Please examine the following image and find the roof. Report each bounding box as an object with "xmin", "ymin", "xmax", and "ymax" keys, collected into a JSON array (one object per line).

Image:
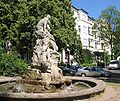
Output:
[
  {"xmin": 79, "ymin": 8, "xmax": 88, "ymax": 14},
  {"xmin": 72, "ymin": 6, "xmax": 88, "ymax": 14},
  {"xmin": 88, "ymin": 16, "xmax": 95, "ymax": 21}
]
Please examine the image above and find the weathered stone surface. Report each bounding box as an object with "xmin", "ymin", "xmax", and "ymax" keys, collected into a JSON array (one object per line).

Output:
[
  {"xmin": 22, "ymin": 68, "xmax": 42, "ymax": 80},
  {"xmin": 0, "ymin": 77, "xmax": 106, "ymax": 101},
  {"xmin": 31, "ymin": 15, "xmax": 63, "ymax": 82}
]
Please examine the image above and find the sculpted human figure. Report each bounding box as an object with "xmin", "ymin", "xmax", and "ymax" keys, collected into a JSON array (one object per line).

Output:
[{"xmin": 36, "ymin": 15, "xmax": 51, "ymax": 32}]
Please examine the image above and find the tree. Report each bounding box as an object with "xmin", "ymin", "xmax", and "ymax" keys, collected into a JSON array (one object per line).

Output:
[
  {"xmin": 39, "ymin": 0, "xmax": 82, "ymax": 52},
  {"xmin": 93, "ymin": 6, "xmax": 120, "ymax": 60},
  {"xmin": 0, "ymin": 0, "xmax": 82, "ymax": 62},
  {"xmin": 81, "ymin": 49, "xmax": 93, "ymax": 64},
  {"xmin": 0, "ymin": 0, "xmax": 37, "ymax": 60},
  {"xmin": 114, "ymin": 16, "xmax": 120, "ymax": 59}
]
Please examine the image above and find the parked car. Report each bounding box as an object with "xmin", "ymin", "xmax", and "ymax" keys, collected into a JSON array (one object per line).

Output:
[
  {"xmin": 71, "ymin": 64, "xmax": 83, "ymax": 71},
  {"xmin": 107, "ymin": 60, "xmax": 120, "ymax": 70},
  {"xmin": 75, "ymin": 66, "xmax": 111, "ymax": 77},
  {"xmin": 59, "ymin": 64, "xmax": 76, "ymax": 76}
]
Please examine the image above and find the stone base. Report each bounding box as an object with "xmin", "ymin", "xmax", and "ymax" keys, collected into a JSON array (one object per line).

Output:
[
  {"xmin": 15, "ymin": 78, "xmax": 71, "ymax": 93},
  {"xmin": 0, "ymin": 77, "xmax": 106, "ymax": 101},
  {"xmin": 22, "ymin": 68, "xmax": 42, "ymax": 80}
]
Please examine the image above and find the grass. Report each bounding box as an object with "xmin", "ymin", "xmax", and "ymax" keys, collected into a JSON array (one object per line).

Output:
[
  {"xmin": 105, "ymin": 79, "xmax": 120, "ymax": 101},
  {"xmin": 107, "ymin": 82, "xmax": 120, "ymax": 88},
  {"xmin": 104, "ymin": 78, "xmax": 120, "ymax": 89}
]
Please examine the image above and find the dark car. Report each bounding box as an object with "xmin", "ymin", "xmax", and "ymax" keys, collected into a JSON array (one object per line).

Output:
[
  {"xmin": 59, "ymin": 64, "xmax": 76, "ymax": 76},
  {"xmin": 71, "ymin": 65, "xmax": 83, "ymax": 71}
]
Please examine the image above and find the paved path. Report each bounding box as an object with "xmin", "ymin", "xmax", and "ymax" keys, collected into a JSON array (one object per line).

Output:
[
  {"xmin": 78, "ymin": 86, "xmax": 118, "ymax": 101},
  {"xmin": 77, "ymin": 69, "xmax": 120, "ymax": 101}
]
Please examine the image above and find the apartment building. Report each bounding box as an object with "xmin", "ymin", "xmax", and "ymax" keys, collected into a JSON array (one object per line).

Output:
[
  {"xmin": 60, "ymin": 6, "xmax": 106, "ymax": 64},
  {"xmin": 72, "ymin": 6, "xmax": 104, "ymax": 53}
]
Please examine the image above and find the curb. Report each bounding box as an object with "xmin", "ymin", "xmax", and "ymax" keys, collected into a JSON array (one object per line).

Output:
[{"xmin": 0, "ymin": 76, "xmax": 106, "ymax": 101}]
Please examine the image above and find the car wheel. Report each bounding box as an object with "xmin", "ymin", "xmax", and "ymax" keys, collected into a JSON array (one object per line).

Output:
[
  {"xmin": 100, "ymin": 74, "xmax": 105, "ymax": 77},
  {"xmin": 81, "ymin": 73, "xmax": 86, "ymax": 77}
]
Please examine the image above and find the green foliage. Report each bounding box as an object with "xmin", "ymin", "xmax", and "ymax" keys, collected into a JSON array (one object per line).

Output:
[
  {"xmin": 94, "ymin": 6, "xmax": 120, "ymax": 59},
  {"xmin": 114, "ymin": 17, "xmax": 120, "ymax": 59},
  {"xmin": 104, "ymin": 51, "xmax": 110, "ymax": 65},
  {"xmin": 0, "ymin": 48, "xmax": 28, "ymax": 76},
  {"xmin": 113, "ymin": 43, "xmax": 120, "ymax": 59},
  {"xmin": 80, "ymin": 49, "xmax": 94, "ymax": 64},
  {"xmin": 0, "ymin": 0, "xmax": 82, "ymax": 62},
  {"xmin": 81, "ymin": 63, "xmax": 96, "ymax": 67},
  {"xmin": 83, "ymin": 49, "xmax": 94, "ymax": 64}
]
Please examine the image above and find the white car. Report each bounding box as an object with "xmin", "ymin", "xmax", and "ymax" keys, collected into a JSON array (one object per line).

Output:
[{"xmin": 108, "ymin": 60, "xmax": 120, "ymax": 69}]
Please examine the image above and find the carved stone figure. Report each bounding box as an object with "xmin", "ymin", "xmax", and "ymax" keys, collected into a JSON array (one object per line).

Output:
[
  {"xmin": 36, "ymin": 15, "xmax": 51, "ymax": 32},
  {"xmin": 31, "ymin": 15, "xmax": 63, "ymax": 82}
]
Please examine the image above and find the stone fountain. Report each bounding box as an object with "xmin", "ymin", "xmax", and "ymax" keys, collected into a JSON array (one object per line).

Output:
[
  {"xmin": 19, "ymin": 15, "xmax": 70, "ymax": 92},
  {"xmin": 0, "ymin": 15, "xmax": 106, "ymax": 101}
]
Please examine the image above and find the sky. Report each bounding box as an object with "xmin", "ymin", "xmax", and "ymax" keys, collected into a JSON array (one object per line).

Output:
[{"xmin": 72, "ymin": 0, "xmax": 120, "ymax": 19}]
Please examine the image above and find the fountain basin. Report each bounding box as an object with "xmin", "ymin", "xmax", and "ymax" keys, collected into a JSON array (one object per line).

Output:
[{"xmin": 0, "ymin": 76, "xmax": 106, "ymax": 101}]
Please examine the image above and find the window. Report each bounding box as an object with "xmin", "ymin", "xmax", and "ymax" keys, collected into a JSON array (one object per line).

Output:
[
  {"xmin": 101, "ymin": 43, "xmax": 104, "ymax": 50},
  {"xmin": 84, "ymin": 67, "xmax": 90, "ymax": 70},
  {"xmin": 95, "ymin": 42, "xmax": 97, "ymax": 49},
  {"xmin": 78, "ymin": 25, "xmax": 81, "ymax": 32},
  {"xmin": 110, "ymin": 61, "xmax": 119, "ymax": 64},
  {"xmin": 91, "ymin": 67, "xmax": 96, "ymax": 71},
  {"xmin": 88, "ymin": 38, "xmax": 93, "ymax": 48},
  {"xmin": 78, "ymin": 13, "xmax": 80, "ymax": 20},
  {"xmin": 88, "ymin": 38, "xmax": 90, "ymax": 47},
  {"xmin": 83, "ymin": 38, "xmax": 87, "ymax": 44},
  {"xmin": 83, "ymin": 26, "xmax": 87, "ymax": 34},
  {"xmin": 88, "ymin": 27, "xmax": 90, "ymax": 34},
  {"xmin": 88, "ymin": 27, "xmax": 93, "ymax": 36},
  {"xmin": 82, "ymin": 14, "xmax": 86, "ymax": 20}
]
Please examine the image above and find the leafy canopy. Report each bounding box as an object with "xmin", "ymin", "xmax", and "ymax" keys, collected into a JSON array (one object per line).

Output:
[
  {"xmin": 0, "ymin": 0, "xmax": 82, "ymax": 62},
  {"xmin": 93, "ymin": 6, "xmax": 120, "ymax": 59}
]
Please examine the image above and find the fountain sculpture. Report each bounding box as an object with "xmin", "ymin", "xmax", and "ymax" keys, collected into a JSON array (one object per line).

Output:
[
  {"xmin": 31, "ymin": 15, "xmax": 62, "ymax": 81},
  {"xmin": 20, "ymin": 15, "xmax": 69, "ymax": 92}
]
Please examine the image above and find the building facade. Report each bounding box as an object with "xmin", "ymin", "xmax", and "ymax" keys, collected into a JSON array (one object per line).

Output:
[
  {"xmin": 61, "ymin": 6, "xmax": 110, "ymax": 65},
  {"xmin": 72, "ymin": 6, "xmax": 104, "ymax": 53}
]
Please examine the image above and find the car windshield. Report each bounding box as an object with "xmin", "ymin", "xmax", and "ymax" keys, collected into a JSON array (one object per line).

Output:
[
  {"xmin": 95, "ymin": 67, "xmax": 103, "ymax": 71},
  {"xmin": 110, "ymin": 61, "xmax": 119, "ymax": 64}
]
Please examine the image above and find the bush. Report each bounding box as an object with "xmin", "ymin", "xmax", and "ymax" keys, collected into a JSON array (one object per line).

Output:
[
  {"xmin": 81, "ymin": 63, "xmax": 96, "ymax": 67},
  {"xmin": 0, "ymin": 48, "xmax": 28, "ymax": 76},
  {"xmin": 81, "ymin": 49, "xmax": 94, "ymax": 64}
]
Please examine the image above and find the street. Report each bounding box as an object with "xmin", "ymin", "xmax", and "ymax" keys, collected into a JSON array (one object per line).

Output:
[
  {"xmin": 109, "ymin": 69, "xmax": 120, "ymax": 78},
  {"xmin": 80, "ymin": 69, "xmax": 120, "ymax": 101}
]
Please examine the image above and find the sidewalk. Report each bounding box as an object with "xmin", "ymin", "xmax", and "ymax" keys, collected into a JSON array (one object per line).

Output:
[
  {"xmin": 78, "ymin": 86, "xmax": 118, "ymax": 101},
  {"xmin": 78, "ymin": 77, "xmax": 120, "ymax": 101}
]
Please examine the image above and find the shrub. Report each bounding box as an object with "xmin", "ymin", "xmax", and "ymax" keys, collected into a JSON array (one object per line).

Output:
[
  {"xmin": 81, "ymin": 63, "xmax": 96, "ymax": 67},
  {"xmin": 0, "ymin": 48, "xmax": 28, "ymax": 76},
  {"xmin": 81, "ymin": 49, "xmax": 94, "ymax": 64}
]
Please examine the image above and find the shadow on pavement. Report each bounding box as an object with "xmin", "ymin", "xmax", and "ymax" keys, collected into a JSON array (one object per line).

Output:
[{"xmin": 99, "ymin": 70, "xmax": 120, "ymax": 84}]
